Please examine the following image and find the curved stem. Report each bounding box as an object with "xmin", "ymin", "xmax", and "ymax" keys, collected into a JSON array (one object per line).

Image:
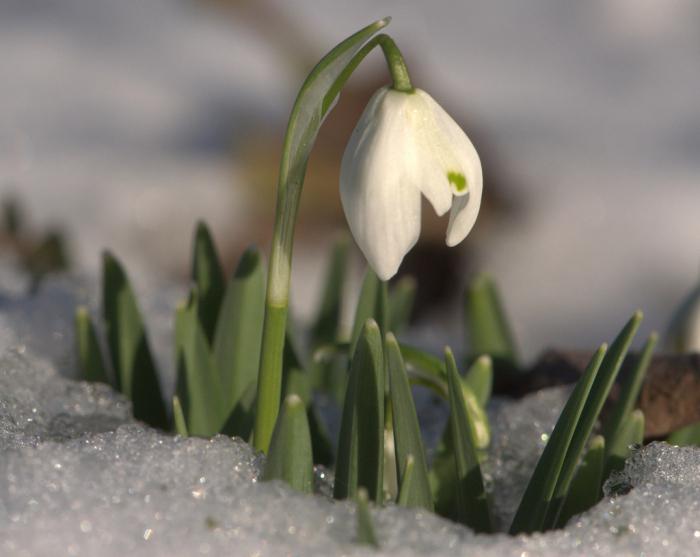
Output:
[
  {"xmin": 376, "ymin": 34, "xmax": 413, "ymax": 92},
  {"xmin": 254, "ymin": 27, "xmax": 413, "ymax": 453}
]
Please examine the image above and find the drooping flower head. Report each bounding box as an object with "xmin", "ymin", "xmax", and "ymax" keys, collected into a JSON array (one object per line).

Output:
[{"xmin": 340, "ymin": 86, "xmax": 482, "ymax": 280}]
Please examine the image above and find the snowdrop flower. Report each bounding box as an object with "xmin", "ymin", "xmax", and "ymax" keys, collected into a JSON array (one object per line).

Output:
[{"xmin": 340, "ymin": 86, "xmax": 482, "ymax": 280}]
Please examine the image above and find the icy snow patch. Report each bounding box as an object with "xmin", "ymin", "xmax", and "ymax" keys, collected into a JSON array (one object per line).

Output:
[
  {"xmin": 2, "ymin": 344, "xmax": 700, "ymax": 556},
  {"xmin": 2, "ymin": 271, "xmax": 700, "ymax": 556}
]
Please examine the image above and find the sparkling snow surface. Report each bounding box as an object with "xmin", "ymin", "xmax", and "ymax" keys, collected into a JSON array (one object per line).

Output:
[
  {"xmin": 1, "ymin": 0, "xmax": 699, "ymax": 360},
  {"xmin": 2, "ymin": 276, "xmax": 700, "ymax": 556}
]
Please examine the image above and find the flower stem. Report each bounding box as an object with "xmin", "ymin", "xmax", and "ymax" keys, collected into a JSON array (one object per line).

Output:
[
  {"xmin": 375, "ymin": 35, "xmax": 413, "ymax": 93},
  {"xmin": 253, "ymin": 26, "xmax": 412, "ymax": 454}
]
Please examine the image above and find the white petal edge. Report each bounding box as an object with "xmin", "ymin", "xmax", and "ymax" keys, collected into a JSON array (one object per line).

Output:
[{"xmin": 446, "ymin": 189, "xmax": 482, "ymax": 247}]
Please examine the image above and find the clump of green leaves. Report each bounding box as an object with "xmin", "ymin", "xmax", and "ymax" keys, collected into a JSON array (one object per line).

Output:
[
  {"xmin": 61, "ymin": 18, "xmax": 699, "ymax": 548},
  {"xmin": 76, "ymin": 224, "xmax": 681, "ymax": 543}
]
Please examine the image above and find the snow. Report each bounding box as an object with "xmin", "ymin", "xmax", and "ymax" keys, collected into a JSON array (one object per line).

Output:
[
  {"xmin": 0, "ymin": 0, "xmax": 699, "ymax": 360},
  {"xmin": 2, "ymin": 273, "xmax": 700, "ymax": 556},
  {"xmin": 1, "ymin": 1, "xmax": 700, "ymax": 553}
]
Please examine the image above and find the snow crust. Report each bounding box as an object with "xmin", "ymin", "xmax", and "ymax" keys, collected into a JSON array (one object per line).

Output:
[{"xmin": 2, "ymin": 276, "xmax": 700, "ymax": 556}]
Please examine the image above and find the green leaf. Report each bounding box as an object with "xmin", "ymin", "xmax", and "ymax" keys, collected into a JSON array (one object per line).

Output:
[
  {"xmin": 309, "ymin": 346, "xmax": 349, "ymax": 406},
  {"xmin": 355, "ymin": 488, "xmax": 379, "ymax": 548},
  {"xmin": 386, "ymin": 334, "xmax": 433, "ymax": 511},
  {"xmin": 220, "ymin": 381, "xmax": 257, "ymax": 441},
  {"xmin": 262, "ymin": 394, "xmax": 314, "ymax": 493},
  {"xmin": 191, "ymin": 221, "xmax": 225, "ymax": 344},
  {"xmin": 667, "ymin": 421, "xmax": 700, "ymax": 446},
  {"xmin": 172, "ymin": 395, "xmax": 189, "ymax": 437},
  {"xmin": 213, "ymin": 246, "xmax": 266, "ymax": 413},
  {"xmin": 397, "ymin": 454, "xmax": 417, "ymax": 507},
  {"xmin": 428, "ymin": 423, "xmax": 458, "ymax": 520},
  {"xmin": 464, "ymin": 273, "xmax": 518, "ymax": 371},
  {"xmin": 509, "ymin": 345, "xmax": 606, "ymax": 535},
  {"xmin": 399, "ymin": 344, "xmax": 490, "ymax": 450},
  {"xmin": 280, "ymin": 18, "xmax": 390, "ymax": 192},
  {"xmin": 102, "ymin": 251, "xmax": 168, "ymax": 429},
  {"xmin": 445, "ymin": 348, "xmax": 491, "ymax": 533},
  {"xmin": 428, "ymin": 384, "xmax": 490, "ymax": 523},
  {"xmin": 282, "ymin": 365, "xmax": 335, "ymax": 467},
  {"xmin": 603, "ymin": 332, "xmax": 656, "ymax": 452},
  {"xmin": 175, "ymin": 292, "xmax": 226, "ymax": 436},
  {"xmin": 388, "ymin": 275, "xmax": 416, "ymax": 334},
  {"xmin": 397, "ymin": 343, "xmax": 446, "ymax": 397},
  {"xmin": 558, "ymin": 435, "xmax": 605, "ymax": 526},
  {"xmin": 545, "ymin": 311, "xmax": 643, "ymax": 529},
  {"xmin": 307, "ymin": 236, "xmax": 351, "ymax": 403},
  {"xmin": 310, "ymin": 234, "xmax": 350, "ymax": 347},
  {"xmin": 604, "ymin": 409, "xmax": 644, "ymax": 480},
  {"xmin": 350, "ymin": 269, "xmax": 388, "ymax": 353},
  {"xmin": 463, "ymin": 355, "xmax": 493, "ymax": 408},
  {"xmin": 75, "ymin": 306, "xmax": 110, "ymax": 385},
  {"xmin": 334, "ymin": 319, "xmax": 385, "ymax": 503}
]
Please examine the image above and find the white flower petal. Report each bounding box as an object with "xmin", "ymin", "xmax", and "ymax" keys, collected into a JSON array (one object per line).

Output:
[
  {"xmin": 340, "ymin": 88, "xmax": 422, "ymax": 280},
  {"xmin": 446, "ymin": 189, "xmax": 481, "ymax": 247},
  {"xmin": 339, "ymin": 86, "xmax": 483, "ymax": 276},
  {"xmin": 398, "ymin": 92, "xmax": 454, "ymax": 216},
  {"xmin": 416, "ymin": 89, "xmax": 482, "ymax": 200}
]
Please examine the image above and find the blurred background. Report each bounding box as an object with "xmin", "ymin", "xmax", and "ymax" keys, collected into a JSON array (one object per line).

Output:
[{"xmin": 0, "ymin": 0, "xmax": 698, "ymax": 360}]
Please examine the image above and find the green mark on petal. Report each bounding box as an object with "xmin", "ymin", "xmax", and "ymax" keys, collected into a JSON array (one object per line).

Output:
[{"xmin": 447, "ymin": 171, "xmax": 467, "ymax": 193}]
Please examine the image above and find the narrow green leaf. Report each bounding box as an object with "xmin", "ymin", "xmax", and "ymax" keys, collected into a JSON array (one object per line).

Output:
[
  {"xmin": 428, "ymin": 381, "xmax": 490, "ymax": 522},
  {"xmin": 603, "ymin": 332, "xmax": 656, "ymax": 448},
  {"xmin": 213, "ymin": 246, "xmax": 266, "ymax": 413},
  {"xmin": 307, "ymin": 236, "xmax": 350, "ymax": 403},
  {"xmin": 334, "ymin": 319, "xmax": 384, "ymax": 503},
  {"xmin": 280, "ymin": 18, "xmax": 389, "ymax": 189},
  {"xmin": 191, "ymin": 221, "xmax": 225, "ymax": 344},
  {"xmin": 350, "ymin": 269, "xmax": 388, "ymax": 352},
  {"xmin": 310, "ymin": 234, "xmax": 350, "ymax": 347},
  {"xmin": 172, "ymin": 395, "xmax": 189, "ymax": 437},
  {"xmin": 463, "ymin": 355, "xmax": 493, "ymax": 408},
  {"xmin": 174, "ymin": 292, "xmax": 226, "ymax": 436},
  {"xmin": 397, "ymin": 343, "xmax": 447, "ymax": 399},
  {"xmin": 604, "ymin": 409, "xmax": 644, "ymax": 480},
  {"xmin": 509, "ymin": 345, "xmax": 606, "ymax": 535},
  {"xmin": 355, "ymin": 488, "xmax": 379, "ymax": 548},
  {"xmin": 558, "ymin": 435, "xmax": 605, "ymax": 526},
  {"xmin": 75, "ymin": 306, "xmax": 110, "ymax": 385},
  {"xmin": 386, "ymin": 334, "xmax": 433, "ymax": 511},
  {"xmin": 309, "ymin": 346, "xmax": 349, "ymax": 406},
  {"xmin": 102, "ymin": 251, "xmax": 168, "ymax": 429},
  {"xmin": 388, "ymin": 275, "xmax": 416, "ymax": 334},
  {"xmin": 220, "ymin": 381, "xmax": 256, "ymax": 441},
  {"xmin": 545, "ymin": 311, "xmax": 643, "ymax": 529},
  {"xmin": 398, "ymin": 344, "xmax": 490, "ymax": 450},
  {"xmin": 283, "ymin": 365, "xmax": 311, "ymax": 406},
  {"xmin": 428, "ymin": 422, "xmax": 458, "ymax": 520},
  {"xmin": 262, "ymin": 394, "xmax": 313, "ymax": 493},
  {"xmin": 667, "ymin": 421, "xmax": 700, "ymax": 446},
  {"xmin": 464, "ymin": 273, "xmax": 518, "ymax": 370},
  {"xmin": 397, "ymin": 455, "xmax": 417, "ymax": 507},
  {"xmin": 445, "ymin": 348, "xmax": 491, "ymax": 532},
  {"xmin": 282, "ymin": 364, "xmax": 335, "ymax": 467}
]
